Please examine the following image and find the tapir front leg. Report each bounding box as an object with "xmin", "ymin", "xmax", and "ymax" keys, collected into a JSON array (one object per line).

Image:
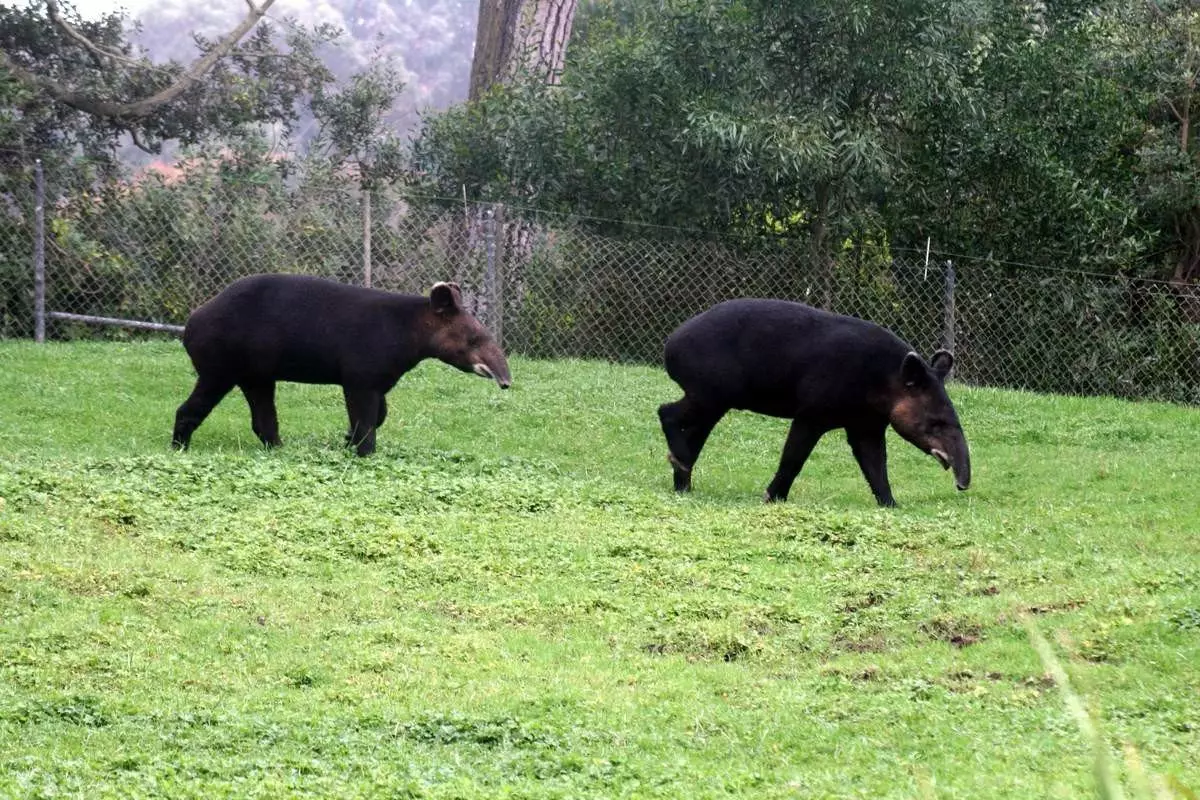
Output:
[
  {"xmin": 846, "ymin": 422, "xmax": 896, "ymax": 507},
  {"xmin": 765, "ymin": 420, "xmax": 824, "ymax": 503},
  {"xmin": 343, "ymin": 387, "xmax": 381, "ymax": 456},
  {"xmin": 345, "ymin": 393, "xmax": 389, "ymax": 447},
  {"xmin": 658, "ymin": 397, "xmax": 724, "ymax": 492}
]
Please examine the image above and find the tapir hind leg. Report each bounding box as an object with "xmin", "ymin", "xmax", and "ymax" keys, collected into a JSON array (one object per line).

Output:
[
  {"xmin": 846, "ymin": 422, "xmax": 896, "ymax": 507},
  {"xmin": 658, "ymin": 397, "xmax": 725, "ymax": 492},
  {"xmin": 343, "ymin": 387, "xmax": 381, "ymax": 457},
  {"xmin": 172, "ymin": 376, "xmax": 235, "ymax": 449},
  {"xmin": 241, "ymin": 382, "xmax": 282, "ymax": 447},
  {"xmin": 764, "ymin": 420, "xmax": 825, "ymax": 503}
]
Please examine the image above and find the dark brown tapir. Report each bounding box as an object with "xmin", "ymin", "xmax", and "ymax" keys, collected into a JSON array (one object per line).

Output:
[
  {"xmin": 658, "ymin": 299, "xmax": 970, "ymax": 507},
  {"xmin": 172, "ymin": 274, "xmax": 511, "ymax": 456}
]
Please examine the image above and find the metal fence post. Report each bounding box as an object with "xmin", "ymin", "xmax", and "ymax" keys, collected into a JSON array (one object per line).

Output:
[
  {"xmin": 483, "ymin": 204, "xmax": 502, "ymax": 344},
  {"xmin": 362, "ymin": 188, "xmax": 373, "ymax": 288},
  {"xmin": 943, "ymin": 259, "xmax": 956, "ymax": 356},
  {"xmin": 33, "ymin": 158, "xmax": 45, "ymax": 343}
]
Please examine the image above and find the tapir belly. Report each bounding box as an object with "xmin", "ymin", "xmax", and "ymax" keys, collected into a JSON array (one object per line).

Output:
[
  {"xmin": 679, "ymin": 363, "xmax": 877, "ymax": 426},
  {"xmin": 190, "ymin": 330, "xmax": 399, "ymax": 388}
]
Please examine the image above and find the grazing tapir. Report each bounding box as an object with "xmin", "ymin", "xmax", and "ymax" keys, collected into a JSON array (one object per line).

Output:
[
  {"xmin": 658, "ymin": 299, "xmax": 970, "ymax": 507},
  {"xmin": 172, "ymin": 274, "xmax": 511, "ymax": 456}
]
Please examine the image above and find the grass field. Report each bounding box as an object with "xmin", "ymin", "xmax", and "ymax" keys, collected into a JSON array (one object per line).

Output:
[{"xmin": 1, "ymin": 340, "xmax": 1197, "ymax": 799}]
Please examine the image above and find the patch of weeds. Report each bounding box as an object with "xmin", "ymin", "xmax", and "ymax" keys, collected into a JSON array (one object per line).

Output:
[
  {"xmin": 939, "ymin": 669, "xmax": 1004, "ymax": 695},
  {"xmin": 2, "ymin": 695, "xmax": 112, "ymax": 727},
  {"xmin": 838, "ymin": 591, "xmax": 888, "ymax": 614},
  {"xmin": 52, "ymin": 568, "xmax": 128, "ymax": 598},
  {"xmin": 0, "ymin": 466, "xmax": 64, "ymax": 510},
  {"xmin": 606, "ymin": 543, "xmax": 661, "ymax": 560},
  {"xmin": 1076, "ymin": 637, "xmax": 1119, "ymax": 663},
  {"xmin": 814, "ymin": 518, "xmax": 865, "ymax": 547},
  {"xmin": 832, "ymin": 630, "xmax": 892, "ymax": 654},
  {"xmin": 93, "ymin": 492, "xmax": 141, "ymax": 529},
  {"xmin": 1169, "ymin": 608, "xmax": 1200, "ymax": 633},
  {"xmin": 283, "ymin": 666, "xmax": 328, "ymax": 689},
  {"xmin": 397, "ymin": 714, "xmax": 563, "ymax": 749},
  {"xmin": 822, "ymin": 663, "xmax": 885, "ymax": 683},
  {"xmin": 642, "ymin": 623, "xmax": 762, "ymax": 663},
  {"xmin": 905, "ymin": 677, "xmax": 942, "ymax": 701},
  {"xmin": 1025, "ymin": 598, "xmax": 1087, "ymax": 615},
  {"xmin": 122, "ymin": 580, "xmax": 153, "ymax": 599},
  {"xmin": 920, "ymin": 614, "xmax": 984, "ymax": 648}
]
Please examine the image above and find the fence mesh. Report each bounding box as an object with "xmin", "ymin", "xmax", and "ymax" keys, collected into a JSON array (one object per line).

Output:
[{"xmin": 2, "ymin": 160, "xmax": 1199, "ymax": 404}]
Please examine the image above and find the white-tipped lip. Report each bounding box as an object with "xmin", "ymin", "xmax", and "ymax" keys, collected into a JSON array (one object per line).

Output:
[
  {"xmin": 931, "ymin": 448, "xmax": 951, "ymax": 470},
  {"xmin": 473, "ymin": 362, "xmax": 510, "ymax": 388}
]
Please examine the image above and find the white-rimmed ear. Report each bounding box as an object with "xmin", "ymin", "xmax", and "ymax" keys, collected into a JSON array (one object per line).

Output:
[
  {"xmin": 430, "ymin": 282, "xmax": 463, "ymax": 315},
  {"xmin": 929, "ymin": 349, "xmax": 954, "ymax": 382},
  {"xmin": 900, "ymin": 351, "xmax": 928, "ymax": 388}
]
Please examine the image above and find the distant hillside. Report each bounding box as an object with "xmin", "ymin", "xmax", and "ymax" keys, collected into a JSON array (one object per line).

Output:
[{"xmin": 125, "ymin": 0, "xmax": 476, "ymax": 155}]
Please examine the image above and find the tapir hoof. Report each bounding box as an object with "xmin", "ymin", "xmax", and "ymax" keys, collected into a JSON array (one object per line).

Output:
[{"xmin": 668, "ymin": 453, "xmax": 692, "ymax": 492}]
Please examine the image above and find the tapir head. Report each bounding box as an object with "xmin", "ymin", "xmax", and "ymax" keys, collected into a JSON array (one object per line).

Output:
[
  {"xmin": 427, "ymin": 282, "xmax": 511, "ymax": 388},
  {"xmin": 888, "ymin": 349, "xmax": 971, "ymax": 492}
]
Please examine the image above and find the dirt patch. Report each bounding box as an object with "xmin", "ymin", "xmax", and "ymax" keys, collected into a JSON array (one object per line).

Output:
[
  {"xmin": 838, "ymin": 591, "xmax": 887, "ymax": 615},
  {"xmin": 833, "ymin": 632, "xmax": 891, "ymax": 653},
  {"xmin": 920, "ymin": 616, "xmax": 984, "ymax": 648},
  {"xmin": 1025, "ymin": 599, "xmax": 1087, "ymax": 615}
]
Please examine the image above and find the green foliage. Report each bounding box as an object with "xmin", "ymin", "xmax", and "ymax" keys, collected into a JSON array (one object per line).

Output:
[
  {"xmin": 889, "ymin": 2, "xmax": 1153, "ymax": 270},
  {"xmin": 308, "ymin": 46, "xmax": 409, "ymax": 186},
  {"xmin": 0, "ymin": 342, "xmax": 1197, "ymax": 796},
  {"xmin": 949, "ymin": 262, "xmax": 1200, "ymax": 403},
  {"xmin": 0, "ymin": 3, "xmax": 338, "ymax": 161},
  {"xmin": 411, "ymin": 0, "xmax": 1200, "ymax": 285}
]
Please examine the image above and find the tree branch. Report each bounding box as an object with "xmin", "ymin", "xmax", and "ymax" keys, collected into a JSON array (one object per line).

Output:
[
  {"xmin": 3, "ymin": 0, "xmax": 277, "ymax": 121},
  {"xmin": 45, "ymin": 0, "xmax": 145, "ymax": 69}
]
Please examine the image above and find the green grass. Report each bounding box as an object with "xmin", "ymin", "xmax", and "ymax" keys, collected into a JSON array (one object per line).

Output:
[{"xmin": 0, "ymin": 340, "xmax": 1197, "ymax": 799}]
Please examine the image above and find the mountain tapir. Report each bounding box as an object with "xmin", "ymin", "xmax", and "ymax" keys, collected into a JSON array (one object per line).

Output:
[
  {"xmin": 172, "ymin": 274, "xmax": 511, "ymax": 456},
  {"xmin": 658, "ymin": 299, "xmax": 970, "ymax": 507}
]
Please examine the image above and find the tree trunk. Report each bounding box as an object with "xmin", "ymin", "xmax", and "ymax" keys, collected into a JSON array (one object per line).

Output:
[
  {"xmin": 1171, "ymin": 206, "xmax": 1200, "ymax": 323},
  {"xmin": 469, "ymin": 0, "xmax": 578, "ymax": 100},
  {"xmin": 809, "ymin": 181, "xmax": 834, "ymax": 309},
  {"xmin": 464, "ymin": 0, "xmax": 577, "ymax": 343}
]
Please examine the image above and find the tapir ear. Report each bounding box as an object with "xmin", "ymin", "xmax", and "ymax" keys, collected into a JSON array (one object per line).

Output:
[
  {"xmin": 929, "ymin": 349, "xmax": 954, "ymax": 382},
  {"xmin": 430, "ymin": 282, "xmax": 463, "ymax": 315},
  {"xmin": 900, "ymin": 351, "xmax": 931, "ymax": 388}
]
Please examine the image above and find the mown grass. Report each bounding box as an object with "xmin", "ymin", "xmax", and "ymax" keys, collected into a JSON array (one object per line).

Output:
[{"xmin": 0, "ymin": 340, "xmax": 1197, "ymax": 798}]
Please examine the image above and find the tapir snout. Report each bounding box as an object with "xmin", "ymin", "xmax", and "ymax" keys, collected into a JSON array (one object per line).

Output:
[
  {"xmin": 426, "ymin": 282, "xmax": 511, "ymax": 389},
  {"xmin": 889, "ymin": 350, "xmax": 971, "ymax": 494}
]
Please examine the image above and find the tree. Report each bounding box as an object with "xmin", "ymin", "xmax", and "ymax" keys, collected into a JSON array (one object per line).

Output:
[
  {"xmin": 885, "ymin": 2, "xmax": 1150, "ymax": 272},
  {"xmin": 2, "ymin": 0, "xmax": 275, "ymax": 122},
  {"xmin": 305, "ymin": 49, "xmax": 408, "ymax": 286},
  {"xmin": 0, "ymin": 0, "xmax": 336, "ymax": 157},
  {"xmin": 1125, "ymin": 0, "xmax": 1200, "ymax": 291},
  {"xmin": 417, "ymin": 0, "xmax": 965, "ymax": 296}
]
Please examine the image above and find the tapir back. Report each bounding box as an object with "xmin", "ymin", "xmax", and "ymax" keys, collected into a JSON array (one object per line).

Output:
[
  {"xmin": 184, "ymin": 274, "xmax": 426, "ymax": 386},
  {"xmin": 664, "ymin": 299, "xmax": 911, "ymax": 419}
]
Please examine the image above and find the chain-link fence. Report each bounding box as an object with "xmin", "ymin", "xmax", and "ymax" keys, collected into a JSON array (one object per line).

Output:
[{"xmin": 2, "ymin": 159, "xmax": 1199, "ymax": 404}]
